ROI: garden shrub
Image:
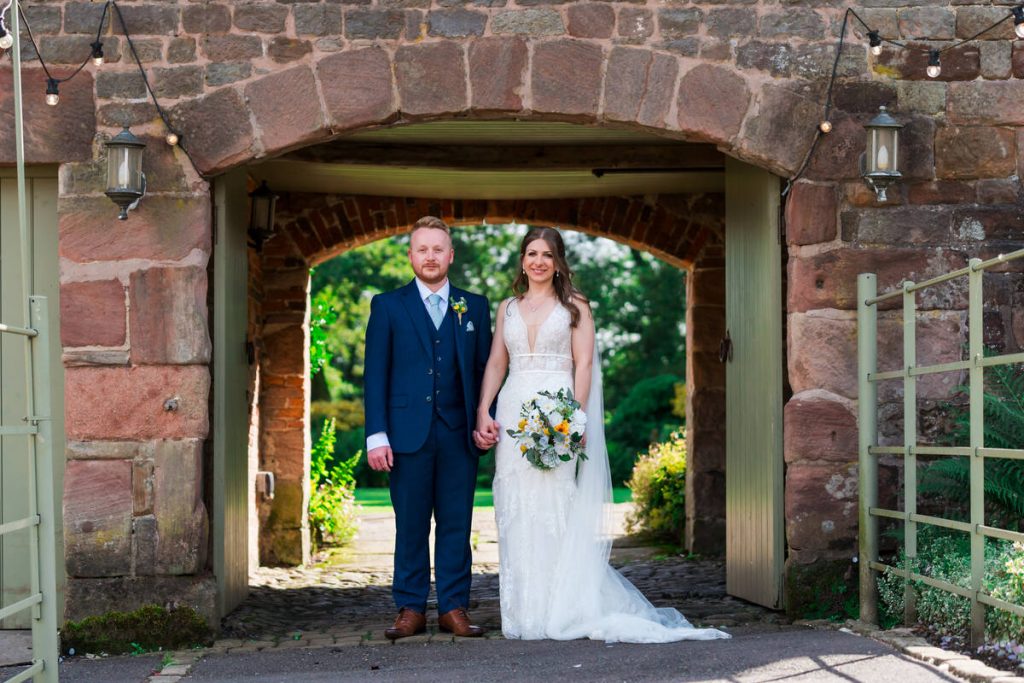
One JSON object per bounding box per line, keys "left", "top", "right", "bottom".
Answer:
{"left": 61, "top": 604, "right": 212, "bottom": 656}
{"left": 309, "top": 418, "right": 361, "bottom": 551}
{"left": 625, "top": 430, "right": 686, "bottom": 542}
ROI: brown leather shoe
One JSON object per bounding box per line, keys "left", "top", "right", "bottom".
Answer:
{"left": 438, "top": 608, "right": 485, "bottom": 637}
{"left": 385, "top": 608, "right": 426, "bottom": 640}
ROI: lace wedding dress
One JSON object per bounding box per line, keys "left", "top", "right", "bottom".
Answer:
{"left": 492, "top": 299, "right": 729, "bottom": 643}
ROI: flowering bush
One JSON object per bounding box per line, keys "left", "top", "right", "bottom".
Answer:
{"left": 625, "top": 431, "right": 686, "bottom": 542}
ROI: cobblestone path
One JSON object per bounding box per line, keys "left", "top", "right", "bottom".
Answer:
{"left": 220, "top": 505, "right": 785, "bottom": 642}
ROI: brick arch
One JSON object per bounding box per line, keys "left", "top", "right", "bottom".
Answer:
{"left": 168, "top": 42, "right": 811, "bottom": 179}
{"left": 254, "top": 191, "right": 726, "bottom": 565}
{"left": 271, "top": 194, "right": 725, "bottom": 270}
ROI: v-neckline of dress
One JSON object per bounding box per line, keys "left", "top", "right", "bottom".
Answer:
{"left": 514, "top": 298, "right": 560, "bottom": 355}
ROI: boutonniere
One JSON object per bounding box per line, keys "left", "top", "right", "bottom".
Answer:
{"left": 450, "top": 296, "right": 468, "bottom": 325}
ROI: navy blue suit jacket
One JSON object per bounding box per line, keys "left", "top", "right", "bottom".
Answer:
{"left": 363, "top": 280, "right": 492, "bottom": 455}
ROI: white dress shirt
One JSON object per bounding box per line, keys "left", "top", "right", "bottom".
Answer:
{"left": 366, "top": 278, "right": 450, "bottom": 452}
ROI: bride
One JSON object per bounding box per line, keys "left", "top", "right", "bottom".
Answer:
{"left": 473, "top": 227, "right": 730, "bottom": 643}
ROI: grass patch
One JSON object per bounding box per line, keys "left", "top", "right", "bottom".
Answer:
{"left": 354, "top": 487, "right": 632, "bottom": 509}
{"left": 61, "top": 604, "right": 213, "bottom": 656}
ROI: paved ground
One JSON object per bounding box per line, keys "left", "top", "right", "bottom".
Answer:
{"left": 0, "top": 504, "right": 998, "bottom": 682}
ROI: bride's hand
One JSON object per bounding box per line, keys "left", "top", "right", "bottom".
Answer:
{"left": 475, "top": 412, "right": 500, "bottom": 449}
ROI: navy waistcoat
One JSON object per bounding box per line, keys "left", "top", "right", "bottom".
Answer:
{"left": 425, "top": 305, "right": 465, "bottom": 430}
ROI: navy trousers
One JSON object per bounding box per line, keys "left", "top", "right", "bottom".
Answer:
{"left": 389, "top": 419, "right": 478, "bottom": 614}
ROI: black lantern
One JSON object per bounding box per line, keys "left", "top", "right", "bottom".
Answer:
{"left": 248, "top": 181, "right": 278, "bottom": 249}
{"left": 860, "top": 106, "right": 902, "bottom": 203}
{"left": 104, "top": 127, "right": 146, "bottom": 220}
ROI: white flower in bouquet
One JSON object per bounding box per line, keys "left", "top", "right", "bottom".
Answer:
{"left": 505, "top": 388, "right": 588, "bottom": 471}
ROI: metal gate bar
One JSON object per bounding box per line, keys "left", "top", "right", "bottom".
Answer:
{"left": 858, "top": 248, "right": 1024, "bottom": 647}
{"left": 1, "top": 297, "right": 59, "bottom": 682}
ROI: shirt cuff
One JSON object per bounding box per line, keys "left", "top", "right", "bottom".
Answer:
{"left": 366, "top": 432, "right": 390, "bottom": 452}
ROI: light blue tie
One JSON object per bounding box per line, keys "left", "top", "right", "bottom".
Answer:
{"left": 427, "top": 293, "right": 444, "bottom": 329}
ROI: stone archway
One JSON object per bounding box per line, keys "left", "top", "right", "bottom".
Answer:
{"left": 250, "top": 193, "right": 727, "bottom": 565}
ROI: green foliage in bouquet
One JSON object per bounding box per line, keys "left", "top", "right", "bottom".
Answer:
{"left": 309, "top": 418, "right": 361, "bottom": 551}
{"left": 625, "top": 431, "right": 687, "bottom": 542}
{"left": 506, "top": 389, "right": 587, "bottom": 471}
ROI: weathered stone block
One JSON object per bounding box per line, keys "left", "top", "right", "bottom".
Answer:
{"left": 133, "top": 515, "right": 157, "bottom": 576}
{"left": 949, "top": 81, "right": 1024, "bottom": 126}
{"left": 268, "top": 37, "right": 313, "bottom": 63}
{"left": 63, "top": 2, "right": 107, "bottom": 33}
{"left": 566, "top": 4, "right": 614, "bottom": 39}
{"left": 0, "top": 70, "right": 94, "bottom": 163}
{"left": 617, "top": 8, "right": 652, "bottom": 40}
{"left": 840, "top": 205, "right": 953, "bottom": 246}
{"left": 395, "top": 42, "right": 467, "bottom": 116}
{"left": 706, "top": 8, "right": 754, "bottom": 38}
{"left": 677, "top": 64, "right": 750, "bottom": 146}
{"left": 67, "top": 440, "right": 144, "bottom": 461}
{"left": 295, "top": 4, "right": 343, "bottom": 36}
{"left": 935, "top": 126, "right": 1016, "bottom": 180}
{"left": 468, "top": 38, "right": 526, "bottom": 112}
{"left": 785, "top": 182, "right": 836, "bottom": 246}
{"left": 980, "top": 42, "right": 1012, "bottom": 80}
{"left": 206, "top": 62, "right": 252, "bottom": 87}
{"left": 129, "top": 266, "right": 211, "bottom": 365}
{"left": 344, "top": 9, "right": 404, "bottom": 39}
{"left": 96, "top": 70, "right": 146, "bottom": 100}
{"left": 736, "top": 41, "right": 791, "bottom": 77}
{"left": 168, "top": 88, "right": 255, "bottom": 172}
{"left": 248, "top": 67, "right": 327, "bottom": 155}
{"left": 153, "top": 440, "right": 209, "bottom": 575}
{"left": 112, "top": 5, "right": 180, "bottom": 36}
{"left": 263, "top": 326, "right": 306, "bottom": 376}
{"left": 168, "top": 37, "right": 197, "bottom": 64}
{"left": 318, "top": 48, "right": 394, "bottom": 131}
{"left": 201, "top": 35, "right": 263, "bottom": 62}
{"left": 658, "top": 8, "right": 701, "bottom": 38}
{"left": 65, "top": 366, "right": 211, "bottom": 440}
{"left": 133, "top": 459, "right": 154, "bottom": 516}
{"left": 37, "top": 36, "right": 103, "bottom": 65}
{"left": 492, "top": 9, "right": 563, "bottom": 36}
{"left": 956, "top": 6, "right": 1014, "bottom": 41}
{"left": 60, "top": 195, "right": 210, "bottom": 263}
{"left": 532, "top": 40, "right": 602, "bottom": 118}
{"left": 234, "top": 3, "right": 289, "bottom": 33}
{"left": 182, "top": 4, "right": 231, "bottom": 34}
{"left": 788, "top": 312, "right": 858, "bottom": 400}
{"left": 65, "top": 576, "right": 218, "bottom": 627}
{"left": 785, "top": 461, "right": 858, "bottom": 556}
{"left": 906, "top": 180, "right": 973, "bottom": 206}
{"left": 878, "top": 42, "right": 979, "bottom": 81}
{"left": 604, "top": 47, "right": 677, "bottom": 128}
{"left": 60, "top": 279, "right": 126, "bottom": 348}
{"left": 788, "top": 248, "right": 967, "bottom": 314}
{"left": 152, "top": 66, "right": 203, "bottom": 99}
{"left": 64, "top": 459, "right": 132, "bottom": 577}
{"left": 428, "top": 9, "right": 486, "bottom": 37}
{"left": 784, "top": 392, "right": 857, "bottom": 464}
{"left": 897, "top": 7, "right": 954, "bottom": 40}
{"left": 759, "top": 10, "right": 823, "bottom": 40}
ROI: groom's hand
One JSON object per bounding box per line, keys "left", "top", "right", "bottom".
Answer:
{"left": 368, "top": 445, "right": 394, "bottom": 472}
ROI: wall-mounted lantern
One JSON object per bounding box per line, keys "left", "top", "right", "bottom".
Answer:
{"left": 104, "top": 127, "right": 146, "bottom": 220}
{"left": 860, "top": 106, "right": 902, "bottom": 203}
{"left": 248, "top": 180, "right": 278, "bottom": 249}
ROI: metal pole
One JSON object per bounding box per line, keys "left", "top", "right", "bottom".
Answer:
{"left": 29, "top": 298, "right": 59, "bottom": 683}
{"left": 10, "top": 0, "right": 31, "bottom": 321}
{"left": 857, "top": 274, "right": 879, "bottom": 626}
{"left": 902, "top": 281, "right": 918, "bottom": 625}
{"left": 968, "top": 259, "right": 985, "bottom": 648}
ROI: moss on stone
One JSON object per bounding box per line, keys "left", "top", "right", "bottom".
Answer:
{"left": 61, "top": 604, "right": 213, "bottom": 656}
{"left": 785, "top": 559, "right": 859, "bottom": 621}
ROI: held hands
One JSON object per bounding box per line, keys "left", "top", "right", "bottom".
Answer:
{"left": 367, "top": 445, "right": 394, "bottom": 472}
{"left": 473, "top": 411, "right": 501, "bottom": 451}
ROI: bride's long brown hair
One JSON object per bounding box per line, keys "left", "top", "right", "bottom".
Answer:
{"left": 511, "top": 227, "right": 588, "bottom": 328}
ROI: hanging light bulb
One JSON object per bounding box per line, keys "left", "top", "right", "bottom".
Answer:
{"left": 0, "top": 26, "right": 13, "bottom": 51}
{"left": 868, "top": 30, "right": 883, "bottom": 56}
{"left": 1013, "top": 6, "right": 1024, "bottom": 39}
{"left": 44, "top": 79, "right": 59, "bottom": 106}
{"left": 165, "top": 131, "right": 179, "bottom": 146}
{"left": 90, "top": 40, "right": 104, "bottom": 67}
{"left": 926, "top": 50, "right": 941, "bottom": 78}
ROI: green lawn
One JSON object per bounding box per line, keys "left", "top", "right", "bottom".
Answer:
{"left": 355, "top": 487, "right": 631, "bottom": 509}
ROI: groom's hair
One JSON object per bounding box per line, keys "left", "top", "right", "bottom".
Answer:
{"left": 411, "top": 216, "right": 450, "bottom": 235}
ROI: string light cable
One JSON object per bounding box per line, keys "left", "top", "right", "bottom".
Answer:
{"left": 5, "top": 0, "right": 199, "bottom": 173}
{"left": 784, "top": 3, "right": 1023, "bottom": 198}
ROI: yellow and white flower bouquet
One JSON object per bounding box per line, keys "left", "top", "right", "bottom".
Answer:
{"left": 506, "top": 389, "right": 587, "bottom": 470}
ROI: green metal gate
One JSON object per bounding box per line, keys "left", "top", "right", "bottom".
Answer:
{"left": 0, "top": 297, "right": 59, "bottom": 683}
{"left": 858, "top": 249, "right": 1024, "bottom": 647}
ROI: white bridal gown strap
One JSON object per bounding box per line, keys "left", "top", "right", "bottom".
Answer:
{"left": 493, "top": 299, "right": 729, "bottom": 643}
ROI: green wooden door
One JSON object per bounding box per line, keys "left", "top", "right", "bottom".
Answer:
{"left": 724, "top": 158, "right": 784, "bottom": 609}
{"left": 0, "top": 169, "right": 64, "bottom": 628}
{"left": 213, "top": 169, "right": 252, "bottom": 617}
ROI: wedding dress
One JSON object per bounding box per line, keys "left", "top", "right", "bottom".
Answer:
{"left": 492, "top": 299, "right": 730, "bottom": 642}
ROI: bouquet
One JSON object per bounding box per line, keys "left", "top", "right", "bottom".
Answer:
{"left": 506, "top": 389, "right": 587, "bottom": 471}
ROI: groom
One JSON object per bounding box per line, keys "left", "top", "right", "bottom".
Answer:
{"left": 364, "top": 216, "right": 492, "bottom": 640}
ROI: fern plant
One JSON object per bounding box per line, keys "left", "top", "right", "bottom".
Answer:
{"left": 309, "top": 418, "right": 361, "bottom": 550}
{"left": 920, "top": 360, "right": 1024, "bottom": 530}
